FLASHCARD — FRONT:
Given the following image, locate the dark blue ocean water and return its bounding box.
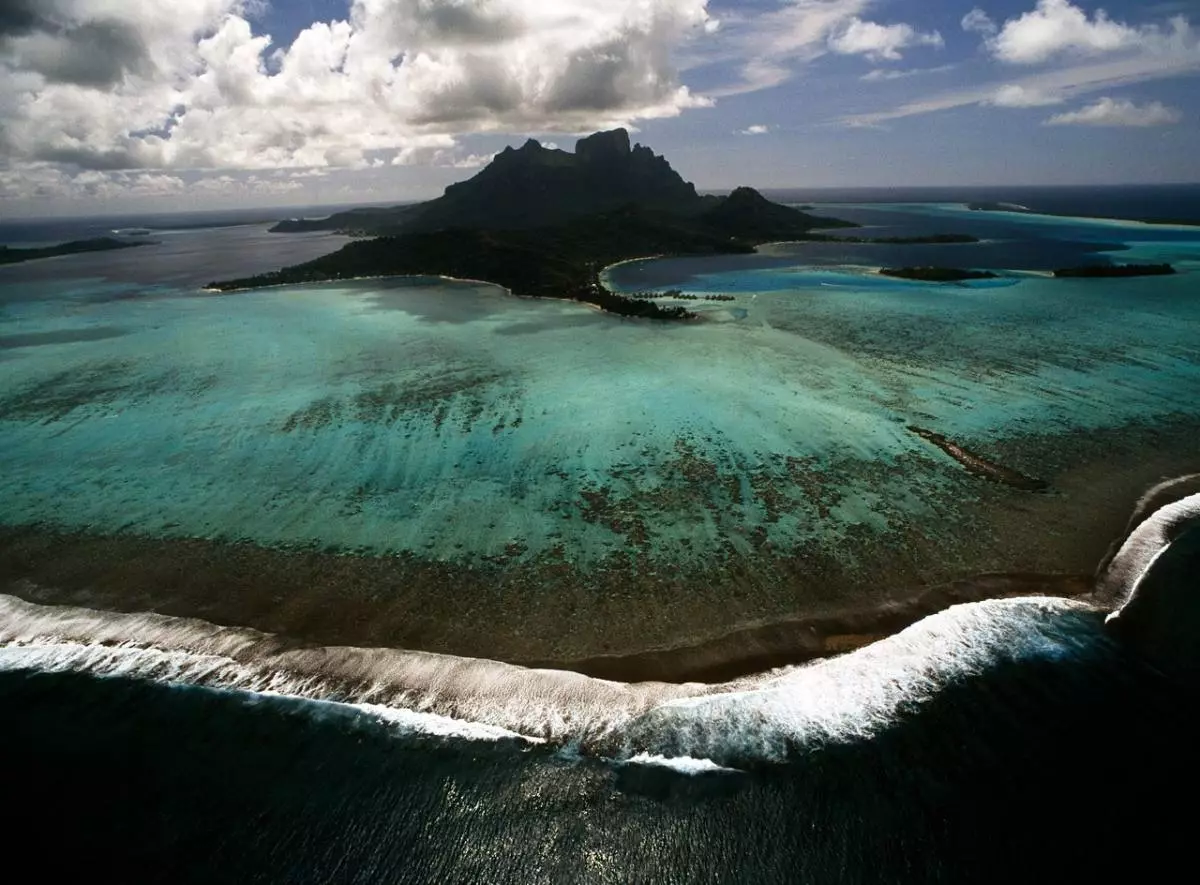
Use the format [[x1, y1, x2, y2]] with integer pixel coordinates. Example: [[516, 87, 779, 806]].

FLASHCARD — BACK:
[[4, 602, 1199, 884], [0, 201, 399, 247], [763, 183, 1200, 225]]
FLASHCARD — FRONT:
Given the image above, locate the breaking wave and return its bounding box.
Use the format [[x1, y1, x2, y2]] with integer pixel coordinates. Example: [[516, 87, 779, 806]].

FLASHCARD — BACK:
[[0, 592, 1106, 770]]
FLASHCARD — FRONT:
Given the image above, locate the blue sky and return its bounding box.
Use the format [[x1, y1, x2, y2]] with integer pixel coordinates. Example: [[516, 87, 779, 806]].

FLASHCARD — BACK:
[[1, 0, 1198, 214]]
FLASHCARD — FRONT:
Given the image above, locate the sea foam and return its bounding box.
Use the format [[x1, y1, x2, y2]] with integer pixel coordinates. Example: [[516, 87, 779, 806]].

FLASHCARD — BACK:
[[0, 592, 1106, 769]]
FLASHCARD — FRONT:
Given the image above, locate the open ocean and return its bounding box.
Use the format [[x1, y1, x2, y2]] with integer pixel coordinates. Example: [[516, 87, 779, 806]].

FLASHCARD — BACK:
[[3, 185, 1200, 881]]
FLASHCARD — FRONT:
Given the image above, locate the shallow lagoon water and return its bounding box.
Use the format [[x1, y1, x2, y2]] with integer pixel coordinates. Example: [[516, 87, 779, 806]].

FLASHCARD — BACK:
[[2, 209, 1199, 573]]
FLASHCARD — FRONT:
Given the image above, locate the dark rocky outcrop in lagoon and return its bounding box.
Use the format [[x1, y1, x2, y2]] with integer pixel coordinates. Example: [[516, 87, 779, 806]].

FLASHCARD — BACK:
[[909, 427, 1049, 492], [880, 267, 999, 282], [1053, 263, 1176, 279]]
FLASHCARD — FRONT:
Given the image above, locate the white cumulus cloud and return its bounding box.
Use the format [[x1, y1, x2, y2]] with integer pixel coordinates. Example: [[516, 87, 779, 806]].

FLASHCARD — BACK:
[[1045, 96, 1182, 126], [828, 17, 943, 62], [696, 0, 869, 97], [988, 0, 1149, 64], [841, 5, 1199, 127], [0, 0, 717, 189], [736, 124, 769, 134]]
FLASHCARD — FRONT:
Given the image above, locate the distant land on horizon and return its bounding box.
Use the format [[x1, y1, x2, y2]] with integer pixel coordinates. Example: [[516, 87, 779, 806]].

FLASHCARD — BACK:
[[0, 237, 149, 266], [5, 182, 1200, 229], [267, 181, 1200, 234]]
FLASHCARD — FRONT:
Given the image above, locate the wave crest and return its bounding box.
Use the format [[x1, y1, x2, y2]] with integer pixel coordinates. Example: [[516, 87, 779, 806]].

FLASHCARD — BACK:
[[0, 592, 1106, 767]]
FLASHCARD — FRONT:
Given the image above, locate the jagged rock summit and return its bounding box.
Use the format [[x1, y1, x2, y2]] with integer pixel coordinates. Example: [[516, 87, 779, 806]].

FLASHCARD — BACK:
[[575, 128, 631, 162], [408, 128, 704, 232], [226, 131, 859, 319], [270, 128, 849, 240]]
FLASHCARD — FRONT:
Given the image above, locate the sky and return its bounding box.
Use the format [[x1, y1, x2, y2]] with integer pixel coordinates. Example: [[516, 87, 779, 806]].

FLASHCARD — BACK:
[[1, 0, 1198, 216]]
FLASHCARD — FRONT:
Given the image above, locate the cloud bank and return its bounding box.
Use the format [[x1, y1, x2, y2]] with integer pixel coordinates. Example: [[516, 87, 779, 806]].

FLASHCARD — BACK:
[[0, 0, 715, 180], [693, 0, 943, 97], [843, 1, 1200, 127]]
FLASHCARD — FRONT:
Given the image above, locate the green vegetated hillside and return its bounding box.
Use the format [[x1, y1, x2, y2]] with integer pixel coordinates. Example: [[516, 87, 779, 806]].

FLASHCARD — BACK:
[[214, 129, 858, 319]]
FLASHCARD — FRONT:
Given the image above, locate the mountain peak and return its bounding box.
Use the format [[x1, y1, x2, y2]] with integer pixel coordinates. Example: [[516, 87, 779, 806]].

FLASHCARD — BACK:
[[724, 186, 775, 207], [267, 129, 852, 241], [575, 128, 631, 164], [406, 127, 698, 232], [699, 185, 839, 239]]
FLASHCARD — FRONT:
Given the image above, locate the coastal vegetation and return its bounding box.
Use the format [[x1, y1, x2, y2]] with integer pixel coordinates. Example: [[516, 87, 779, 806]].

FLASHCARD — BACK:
[[214, 131, 995, 317], [1053, 263, 1176, 278], [629, 289, 737, 302], [212, 130, 859, 320], [880, 267, 999, 282], [208, 205, 780, 319], [0, 237, 149, 266]]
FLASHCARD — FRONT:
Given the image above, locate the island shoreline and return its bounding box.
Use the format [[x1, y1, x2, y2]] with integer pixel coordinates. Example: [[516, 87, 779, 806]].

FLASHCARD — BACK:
[[205, 268, 676, 319]]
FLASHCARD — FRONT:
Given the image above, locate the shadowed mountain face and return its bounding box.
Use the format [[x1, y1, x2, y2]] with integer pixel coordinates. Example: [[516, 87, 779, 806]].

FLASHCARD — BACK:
[[272, 129, 726, 235], [698, 186, 831, 240], [415, 130, 705, 232], [222, 131, 853, 320]]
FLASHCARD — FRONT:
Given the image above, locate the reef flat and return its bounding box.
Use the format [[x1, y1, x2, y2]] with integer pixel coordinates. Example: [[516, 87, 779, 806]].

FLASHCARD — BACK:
[[0, 419, 1188, 672]]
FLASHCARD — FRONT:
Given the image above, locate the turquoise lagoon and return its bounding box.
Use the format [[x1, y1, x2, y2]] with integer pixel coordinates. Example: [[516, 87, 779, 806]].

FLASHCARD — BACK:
[[2, 210, 1199, 579]]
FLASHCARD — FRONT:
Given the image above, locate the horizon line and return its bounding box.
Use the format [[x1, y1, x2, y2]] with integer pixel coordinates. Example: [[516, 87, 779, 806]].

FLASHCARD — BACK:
[[5, 180, 1200, 223]]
